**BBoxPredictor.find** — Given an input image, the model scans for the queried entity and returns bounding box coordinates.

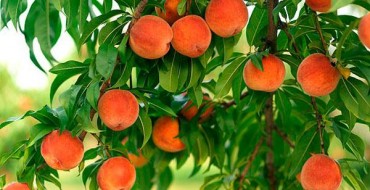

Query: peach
[98,89,139,131]
[129,15,173,59]
[171,15,212,58]
[305,0,331,12]
[41,130,84,170]
[4,182,30,190]
[243,54,286,92]
[181,96,214,122]
[205,0,248,38]
[297,53,340,97]
[152,116,185,152]
[128,150,149,168]
[155,0,184,25]
[359,13,370,49]
[97,157,136,190]
[300,154,342,190]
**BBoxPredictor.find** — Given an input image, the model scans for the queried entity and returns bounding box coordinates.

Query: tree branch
[311,97,325,154]
[238,137,264,190]
[265,0,278,189]
[79,0,148,141]
[313,12,329,55]
[222,92,249,109]
[185,0,192,15]
[272,125,295,148]
[279,21,300,57]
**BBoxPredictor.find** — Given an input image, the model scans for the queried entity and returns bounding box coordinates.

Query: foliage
[0,0,370,189]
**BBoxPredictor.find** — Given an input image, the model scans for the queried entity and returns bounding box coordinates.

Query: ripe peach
[155,0,184,25]
[4,182,30,190]
[98,89,139,131]
[359,13,370,49]
[305,0,331,12]
[300,154,342,190]
[171,15,212,58]
[181,96,214,122]
[152,116,185,152]
[129,15,173,59]
[128,150,149,168]
[297,53,340,97]
[41,130,84,170]
[97,157,136,190]
[243,54,286,92]
[205,0,248,38]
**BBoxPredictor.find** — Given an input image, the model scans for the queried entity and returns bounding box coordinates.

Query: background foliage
[0,0,370,189]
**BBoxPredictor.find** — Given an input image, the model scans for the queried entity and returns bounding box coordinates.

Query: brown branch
[265,0,278,189]
[79,0,148,141]
[91,133,112,158]
[185,0,192,15]
[272,125,295,148]
[313,12,329,55]
[311,97,325,154]
[238,137,264,190]
[127,0,148,34]
[222,92,249,109]
[279,21,300,57]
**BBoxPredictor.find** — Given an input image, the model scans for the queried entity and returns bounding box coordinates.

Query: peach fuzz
[129,15,173,59]
[305,0,331,12]
[205,0,248,38]
[98,89,139,131]
[181,96,214,122]
[97,157,136,190]
[41,130,84,170]
[243,54,286,92]
[171,15,212,58]
[128,150,149,168]
[297,53,340,97]
[359,13,370,49]
[152,116,185,152]
[155,0,184,25]
[300,154,342,190]
[4,182,30,190]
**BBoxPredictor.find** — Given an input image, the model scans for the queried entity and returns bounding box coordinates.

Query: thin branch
[79,0,148,141]
[313,12,329,55]
[279,21,301,57]
[238,137,264,190]
[222,92,249,109]
[272,125,295,148]
[127,0,148,34]
[185,0,192,15]
[91,133,112,158]
[311,97,325,154]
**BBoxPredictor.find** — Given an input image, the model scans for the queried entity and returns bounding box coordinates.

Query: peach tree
[1,0,370,189]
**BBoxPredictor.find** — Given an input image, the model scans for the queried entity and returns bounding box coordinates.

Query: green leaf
[223,37,234,63]
[188,85,203,108]
[135,108,152,148]
[246,6,268,46]
[159,51,189,92]
[7,0,22,27]
[332,120,351,147]
[329,0,355,12]
[0,140,26,166]
[78,10,124,48]
[335,19,359,62]
[98,20,125,45]
[64,0,79,29]
[96,43,118,79]
[345,133,365,160]
[82,162,102,186]
[86,81,100,110]
[157,167,173,190]
[276,90,292,125]
[0,106,59,129]
[28,123,54,147]
[83,147,100,161]
[76,101,100,133]
[215,56,248,98]
[147,98,177,117]
[288,124,320,177]
[339,78,370,122]
[185,59,203,90]
[50,60,88,74]
[177,0,187,16]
